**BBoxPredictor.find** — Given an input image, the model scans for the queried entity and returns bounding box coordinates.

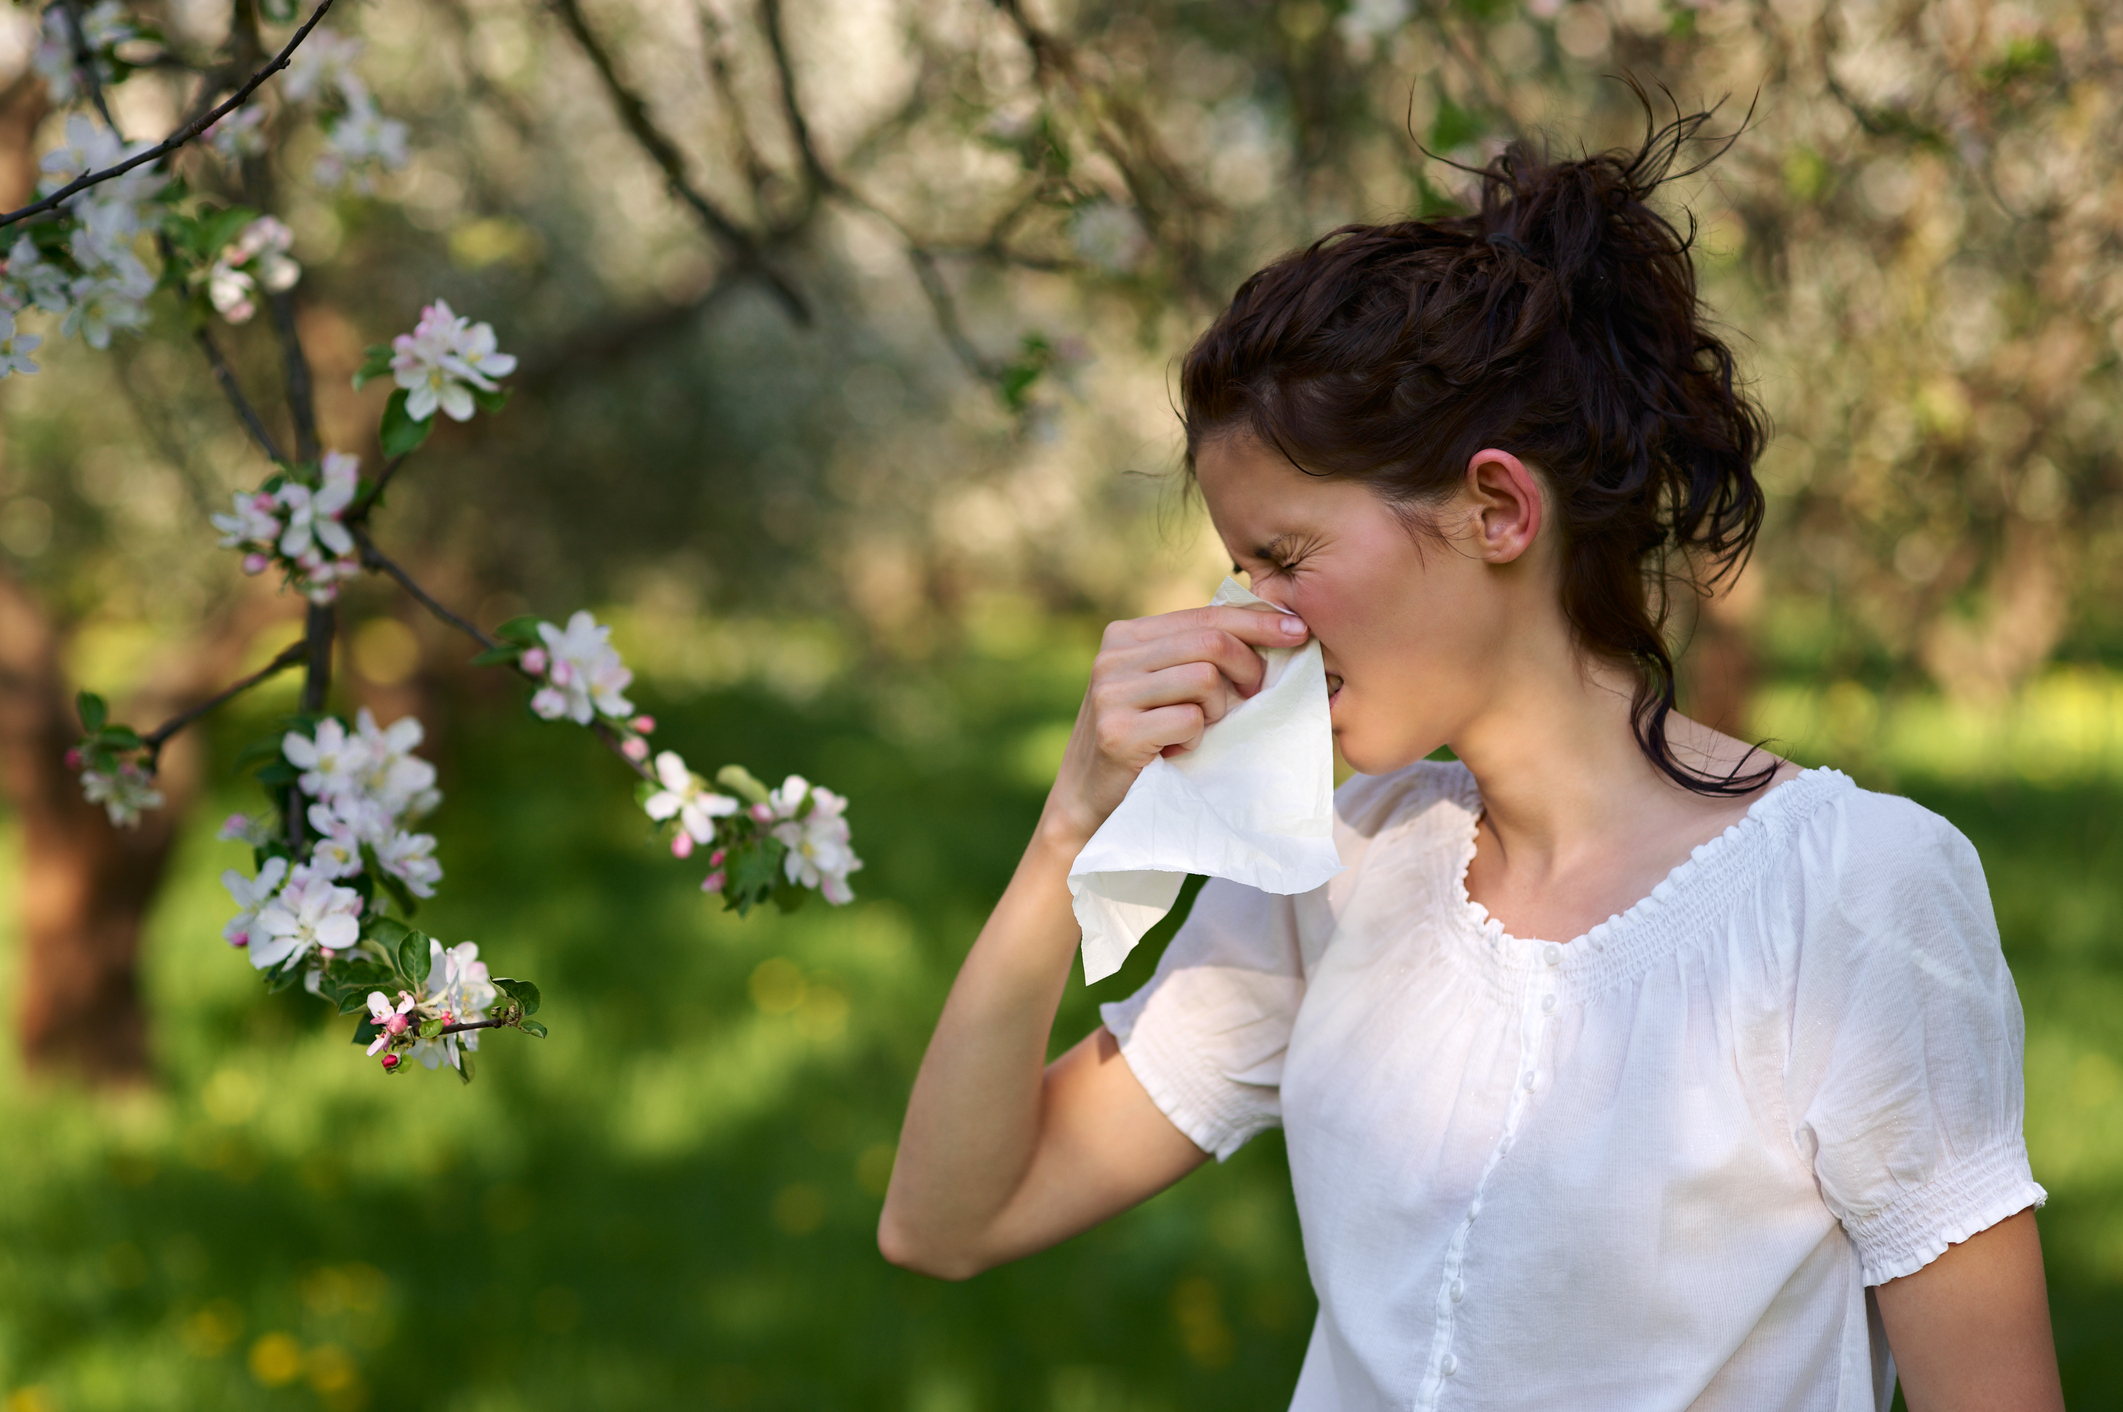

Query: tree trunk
[0,575,181,1082]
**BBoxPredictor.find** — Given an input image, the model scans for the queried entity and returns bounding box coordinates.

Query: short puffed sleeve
[1098,877,1303,1161]
[1097,762,1448,1161]
[1781,787,2046,1285]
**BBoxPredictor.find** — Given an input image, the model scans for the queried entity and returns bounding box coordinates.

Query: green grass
[0,651,2116,1410]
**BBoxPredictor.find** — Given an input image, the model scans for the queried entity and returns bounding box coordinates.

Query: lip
[1326,672,1344,704]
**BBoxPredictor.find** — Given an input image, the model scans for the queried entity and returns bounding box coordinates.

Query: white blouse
[1101,763,2044,1411]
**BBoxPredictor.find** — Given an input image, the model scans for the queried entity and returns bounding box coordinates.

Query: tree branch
[267,288,321,461]
[344,453,408,525]
[140,638,307,765]
[351,525,497,650]
[0,0,336,232]
[58,0,120,132]
[195,325,288,464]
[545,0,809,324]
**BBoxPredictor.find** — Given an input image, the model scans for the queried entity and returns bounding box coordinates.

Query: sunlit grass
[0,658,2116,1407]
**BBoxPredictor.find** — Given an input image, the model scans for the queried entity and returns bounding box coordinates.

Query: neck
[1449,642,1670,876]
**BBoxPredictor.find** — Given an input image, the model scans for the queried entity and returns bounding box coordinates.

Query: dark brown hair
[1180,98,1771,796]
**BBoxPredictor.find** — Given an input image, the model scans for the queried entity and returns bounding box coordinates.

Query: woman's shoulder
[1332,757,1477,842]
[1772,768,1986,890]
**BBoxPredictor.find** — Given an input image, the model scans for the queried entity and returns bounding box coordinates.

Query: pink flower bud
[549,660,576,687]
[621,737,650,762]
[440,1011,454,1026]
[670,831,695,859]
[384,1012,410,1034]
[242,552,271,575]
[701,870,726,893]
[380,1053,401,1071]
[708,848,726,867]
[253,492,275,512]
[749,802,774,823]
[520,647,548,675]
[319,948,337,961]
[63,746,82,770]
[630,715,656,734]
[228,930,248,948]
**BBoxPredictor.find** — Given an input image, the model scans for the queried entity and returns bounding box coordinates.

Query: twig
[141,638,308,765]
[344,453,408,524]
[352,525,497,650]
[436,1016,513,1035]
[299,600,333,714]
[544,0,810,323]
[0,0,336,232]
[758,0,832,196]
[268,289,320,461]
[195,325,288,464]
[58,0,120,132]
[351,526,656,781]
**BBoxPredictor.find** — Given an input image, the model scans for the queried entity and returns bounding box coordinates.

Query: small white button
[1541,993,1558,1013]
[1440,1354,1458,1376]
[1467,1199,1481,1220]
[1450,1279,1464,1303]
[1522,1071,1537,1089]
[1543,943,1563,966]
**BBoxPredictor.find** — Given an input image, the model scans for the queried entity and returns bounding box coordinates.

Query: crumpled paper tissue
[1068,577,1344,983]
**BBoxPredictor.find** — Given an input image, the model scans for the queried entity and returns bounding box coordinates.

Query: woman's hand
[1041,604,1308,847]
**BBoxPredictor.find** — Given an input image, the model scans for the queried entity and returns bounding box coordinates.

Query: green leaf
[724,836,788,917]
[351,343,394,391]
[494,978,540,1016]
[398,931,433,989]
[773,878,808,914]
[493,615,545,644]
[373,865,417,918]
[715,765,771,805]
[466,645,522,668]
[265,962,306,994]
[417,1017,443,1039]
[76,692,107,734]
[379,389,434,459]
[97,724,143,750]
[234,735,286,771]
[339,989,373,1015]
[470,384,511,415]
[352,1016,380,1046]
[518,1019,548,1039]
[254,762,299,789]
[198,204,261,260]
[455,1048,474,1085]
[366,916,412,951]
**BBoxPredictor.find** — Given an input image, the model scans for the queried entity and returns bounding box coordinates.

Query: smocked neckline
[1448,765,1844,961]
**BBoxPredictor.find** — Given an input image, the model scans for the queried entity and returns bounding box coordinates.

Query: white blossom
[60,254,152,350]
[314,95,408,193]
[249,868,362,970]
[32,1,134,104]
[375,828,441,898]
[275,452,358,561]
[529,610,632,723]
[284,717,371,801]
[0,311,41,378]
[643,751,739,843]
[350,707,439,817]
[389,299,516,423]
[220,856,289,948]
[204,105,269,162]
[282,29,367,105]
[210,490,282,550]
[771,779,862,904]
[303,801,366,880]
[3,238,70,315]
[79,760,162,827]
[206,217,300,325]
[364,989,415,1054]
[408,939,495,1070]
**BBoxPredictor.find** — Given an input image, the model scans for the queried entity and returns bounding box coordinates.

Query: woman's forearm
[878,817,1088,1277]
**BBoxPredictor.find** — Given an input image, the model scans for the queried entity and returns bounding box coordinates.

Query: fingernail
[1279,616,1307,635]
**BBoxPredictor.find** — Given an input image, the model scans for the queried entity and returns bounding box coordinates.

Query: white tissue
[1068,578,1344,982]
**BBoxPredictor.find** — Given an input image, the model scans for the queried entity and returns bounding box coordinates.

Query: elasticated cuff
[1845,1140,2047,1285]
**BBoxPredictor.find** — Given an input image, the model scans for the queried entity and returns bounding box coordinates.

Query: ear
[1463,449,1544,564]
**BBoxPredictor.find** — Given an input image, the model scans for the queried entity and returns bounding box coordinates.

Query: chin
[1332,706,1442,778]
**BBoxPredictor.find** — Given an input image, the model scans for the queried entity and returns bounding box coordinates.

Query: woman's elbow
[876,1207,990,1282]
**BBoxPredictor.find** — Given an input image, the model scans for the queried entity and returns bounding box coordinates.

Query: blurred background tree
[1,0,2120,1406]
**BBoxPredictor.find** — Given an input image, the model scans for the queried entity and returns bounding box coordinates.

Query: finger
[1174,604,1310,648]
[1111,661,1243,722]
[1138,703,1207,757]
[1113,628,1269,697]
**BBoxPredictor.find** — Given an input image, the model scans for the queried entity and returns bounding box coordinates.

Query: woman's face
[1193,433,1549,776]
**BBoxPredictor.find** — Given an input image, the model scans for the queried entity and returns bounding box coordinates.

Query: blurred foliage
[0,641,2117,1408]
[2,0,2121,1404]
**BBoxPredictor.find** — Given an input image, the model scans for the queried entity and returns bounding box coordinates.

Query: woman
[879,110,2062,1411]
